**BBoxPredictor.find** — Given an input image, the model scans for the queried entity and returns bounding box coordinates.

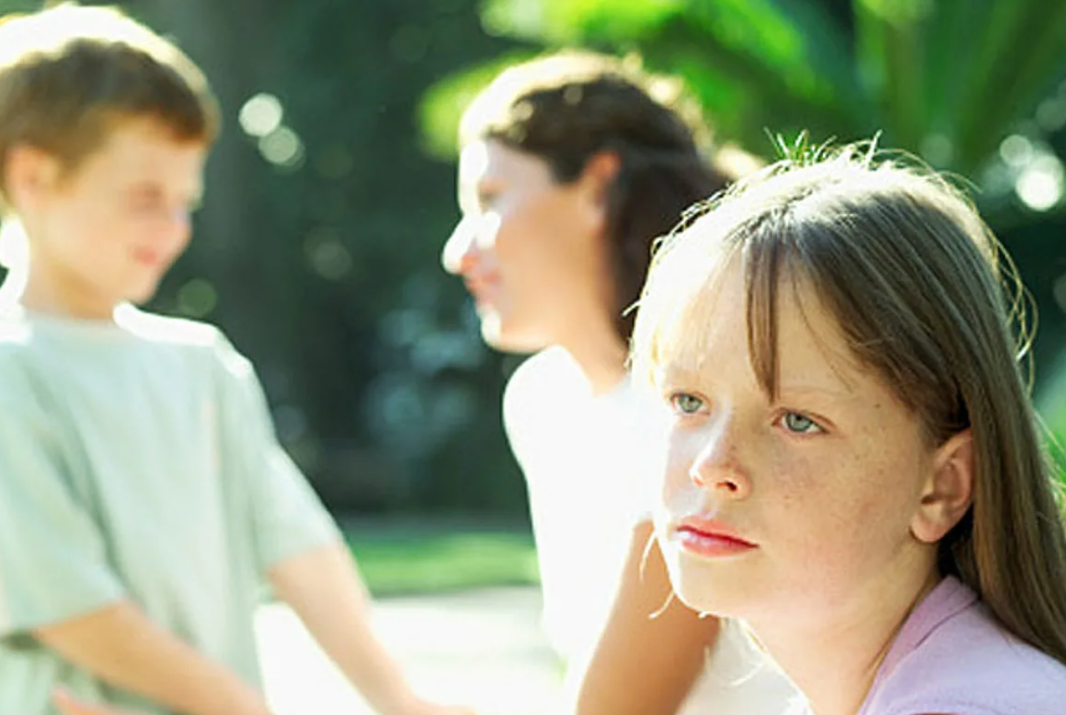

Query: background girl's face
[650,257,941,632]
[442,139,607,353]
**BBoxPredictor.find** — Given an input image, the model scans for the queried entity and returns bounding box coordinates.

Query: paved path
[256,587,564,715]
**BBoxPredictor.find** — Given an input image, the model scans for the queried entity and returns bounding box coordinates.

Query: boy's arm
[569,520,720,715]
[268,541,467,715]
[33,601,274,715]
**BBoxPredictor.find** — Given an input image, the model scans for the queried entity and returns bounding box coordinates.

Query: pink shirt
[856,576,1066,715]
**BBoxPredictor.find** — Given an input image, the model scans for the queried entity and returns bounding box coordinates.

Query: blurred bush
[423,0,1066,478]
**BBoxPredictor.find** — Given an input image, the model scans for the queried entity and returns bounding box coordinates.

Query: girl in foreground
[630,145,1066,714]
[443,51,793,714]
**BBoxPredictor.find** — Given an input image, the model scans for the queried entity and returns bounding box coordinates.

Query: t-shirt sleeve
[501,348,584,474]
[592,379,665,526]
[0,383,125,640]
[212,335,341,574]
[621,386,670,525]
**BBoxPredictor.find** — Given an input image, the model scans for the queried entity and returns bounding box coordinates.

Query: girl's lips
[674,516,757,557]
[463,275,499,305]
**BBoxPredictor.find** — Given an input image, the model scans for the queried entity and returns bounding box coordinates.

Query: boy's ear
[911,429,974,544]
[5,144,60,211]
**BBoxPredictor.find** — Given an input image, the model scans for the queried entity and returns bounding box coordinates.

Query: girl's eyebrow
[655,362,705,386]
[776,383,854,400]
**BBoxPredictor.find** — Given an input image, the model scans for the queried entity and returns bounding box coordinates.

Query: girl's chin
[480,316,551,353]
[665,553,751,618]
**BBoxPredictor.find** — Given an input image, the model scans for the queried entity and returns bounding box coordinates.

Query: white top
[504,348,796,715]
[0,303,340,715]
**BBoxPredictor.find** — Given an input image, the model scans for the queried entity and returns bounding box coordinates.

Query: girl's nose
[441,215,479,275]
[688,424,752,500]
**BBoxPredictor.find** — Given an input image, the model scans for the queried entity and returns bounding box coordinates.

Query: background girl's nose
[441,215,479,274]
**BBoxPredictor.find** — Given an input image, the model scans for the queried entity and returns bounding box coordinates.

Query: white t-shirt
[0,303,340,715]
[504,347,796,715]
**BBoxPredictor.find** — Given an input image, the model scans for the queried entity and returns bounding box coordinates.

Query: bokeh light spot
[920,133,954,167]
[1037,97,1066,133]
[999,134,1033,168]
[177,278,217,318]
[1015,153,1064,212]
[239,93,283,137]
[1053,273,1066,315]
[305,228,353,281]
[259,126,305,168]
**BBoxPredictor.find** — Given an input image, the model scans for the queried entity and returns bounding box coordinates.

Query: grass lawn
[342,518,540,597]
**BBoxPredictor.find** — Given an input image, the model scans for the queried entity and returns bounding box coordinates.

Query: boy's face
[22,115,207,317]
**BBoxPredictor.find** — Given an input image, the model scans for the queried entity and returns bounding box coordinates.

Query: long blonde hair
[631,144,1066,664]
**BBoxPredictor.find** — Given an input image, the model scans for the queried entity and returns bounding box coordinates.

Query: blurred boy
[0,6,462,715]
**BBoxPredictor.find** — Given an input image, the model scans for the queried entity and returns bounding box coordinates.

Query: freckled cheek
[852,457,922,542]
[755,449,848,536]
[783,454,900,549]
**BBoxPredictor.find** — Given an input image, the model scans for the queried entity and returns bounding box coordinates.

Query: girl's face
[442,139,608,353]
[651,258,942,632]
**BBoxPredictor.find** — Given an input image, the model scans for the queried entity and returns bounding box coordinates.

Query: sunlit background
[2,1,1065,713]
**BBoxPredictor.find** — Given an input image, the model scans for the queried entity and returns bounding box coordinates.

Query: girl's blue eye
[671,393,704,415]
[782,412,821,434]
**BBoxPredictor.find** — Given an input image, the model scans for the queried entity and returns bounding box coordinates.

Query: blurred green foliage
[446,0,1066,177]
[424,0,1066,480]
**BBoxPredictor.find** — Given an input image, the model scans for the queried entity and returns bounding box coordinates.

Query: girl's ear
[578,150,621,207]
[573,150,620,239]
[911,429,974,544]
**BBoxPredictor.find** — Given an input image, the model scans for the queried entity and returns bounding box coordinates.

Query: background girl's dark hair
[462,51,739,340]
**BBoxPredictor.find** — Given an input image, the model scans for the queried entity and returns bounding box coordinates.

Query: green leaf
[481,0,685,45]
[428,0,1066,180]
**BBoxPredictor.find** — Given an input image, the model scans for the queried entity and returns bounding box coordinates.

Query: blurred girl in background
[442,51,795,715]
